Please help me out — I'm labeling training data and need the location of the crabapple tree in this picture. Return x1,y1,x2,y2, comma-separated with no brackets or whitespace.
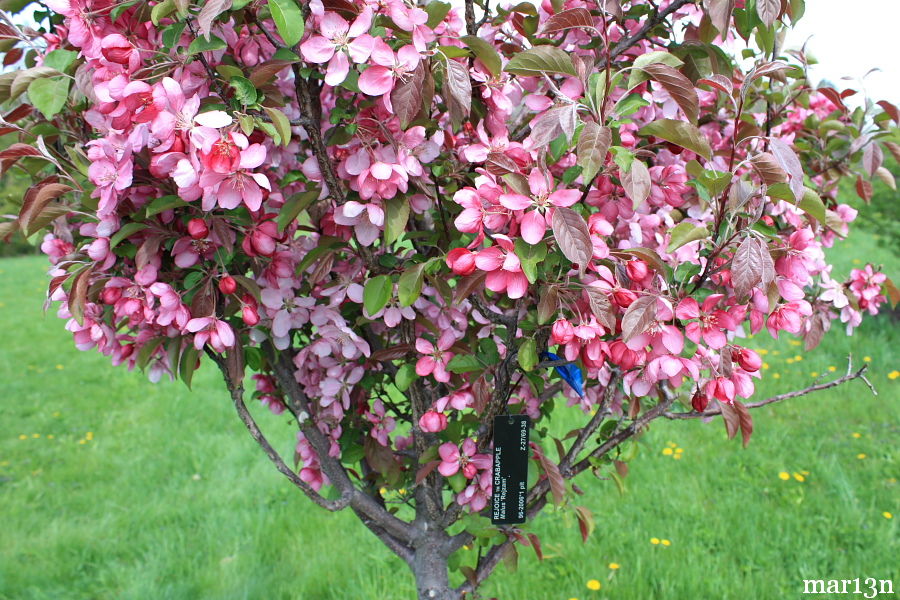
0,0,896,597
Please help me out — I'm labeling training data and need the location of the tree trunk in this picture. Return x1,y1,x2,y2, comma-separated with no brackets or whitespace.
411,537,458,600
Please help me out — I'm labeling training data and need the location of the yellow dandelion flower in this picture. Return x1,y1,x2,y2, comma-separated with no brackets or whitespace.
379,487,387,495
863,356,872,362
852,258,862,264
852,432,861,439
53,411,61,417
778,471,790,480
608,562,620,570
55,364,64,370
650,537,660,545
86,432,94,441
794,355,803,361
757,348,769,355
673,454,682,460
883,512,893,520
668,441,677,448
889,371,900,380
772,350,781,355
828,366,837,372
793,473,805,482
857,453,867,460
772,373,781,379
590,408,597,416
789,340,801,347
78,439,87,445
18,434,27,440
662,448,673,456
398,488,407,495
786,358,795,364
569,598,579,600
32,433,40,438
586,579,602,591
810,372,819,377
47,435,54,439
801,470,810,475
675,448,683,454
661,539,671,546
762,362,770,370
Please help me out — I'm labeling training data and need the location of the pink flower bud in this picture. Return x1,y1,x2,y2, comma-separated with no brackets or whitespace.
551,318,574,344
626,259,649,282
242,305,260,326
419,410,448,433
691,391,709,412
187,218,208,240
250,229,276,256
734,347,762,372
87,237,110,261
446,247,476,276
219,275,237,295
101,286,122,305
612,288,637,308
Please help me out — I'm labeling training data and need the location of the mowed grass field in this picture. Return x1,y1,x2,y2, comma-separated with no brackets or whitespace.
0,230,897,600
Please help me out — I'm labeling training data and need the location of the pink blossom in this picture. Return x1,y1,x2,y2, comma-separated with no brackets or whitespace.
300,9,374,86
357,41,421,111
185,317,235,353
474,235,529,299
419,410,448,433
499,168,580,244
415,331,456,383
675,295,737,349
438,438,491,479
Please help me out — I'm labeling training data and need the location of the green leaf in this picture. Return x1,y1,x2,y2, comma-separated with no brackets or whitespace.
666,222,708,252
446,354,483,374
477,338,501,366
384,196,410,244
180,345,199,389
515,238,547,284
504,46,577,77
799,188,827,224
187,35,227,55
42,49,77,73
229,76,258,106
268,0,305,46
398,263,427,307
151,0,175,25
614,93,650,117
518,338,538,372
627,51,684,89
276,190,318,233
363,275,392,317
263,106,292,147
638,119,712,160
425,1,451,28
461,35,502,77
137,338,166,370
395,363,417,392
144,196,187,218
162,23,187,49
109,223,149,249
28,76,69,119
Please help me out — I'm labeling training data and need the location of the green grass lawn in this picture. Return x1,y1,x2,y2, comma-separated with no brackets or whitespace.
0,230,897,600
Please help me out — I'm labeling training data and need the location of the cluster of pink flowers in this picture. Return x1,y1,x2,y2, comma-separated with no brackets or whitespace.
24,0,893,512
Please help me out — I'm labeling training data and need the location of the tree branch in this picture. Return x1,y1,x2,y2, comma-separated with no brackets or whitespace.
207,349,350,512
663,363,874,419
261,341,414,544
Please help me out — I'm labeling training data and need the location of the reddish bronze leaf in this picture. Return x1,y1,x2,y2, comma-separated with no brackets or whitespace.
750,152,787,185
551,206,593,276
541,7,595,34
733,400,753,447
641,63,699,124
584,285,617,331
620,295,657,343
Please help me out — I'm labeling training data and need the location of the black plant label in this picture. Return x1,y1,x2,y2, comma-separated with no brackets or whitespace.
491,414,530,524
